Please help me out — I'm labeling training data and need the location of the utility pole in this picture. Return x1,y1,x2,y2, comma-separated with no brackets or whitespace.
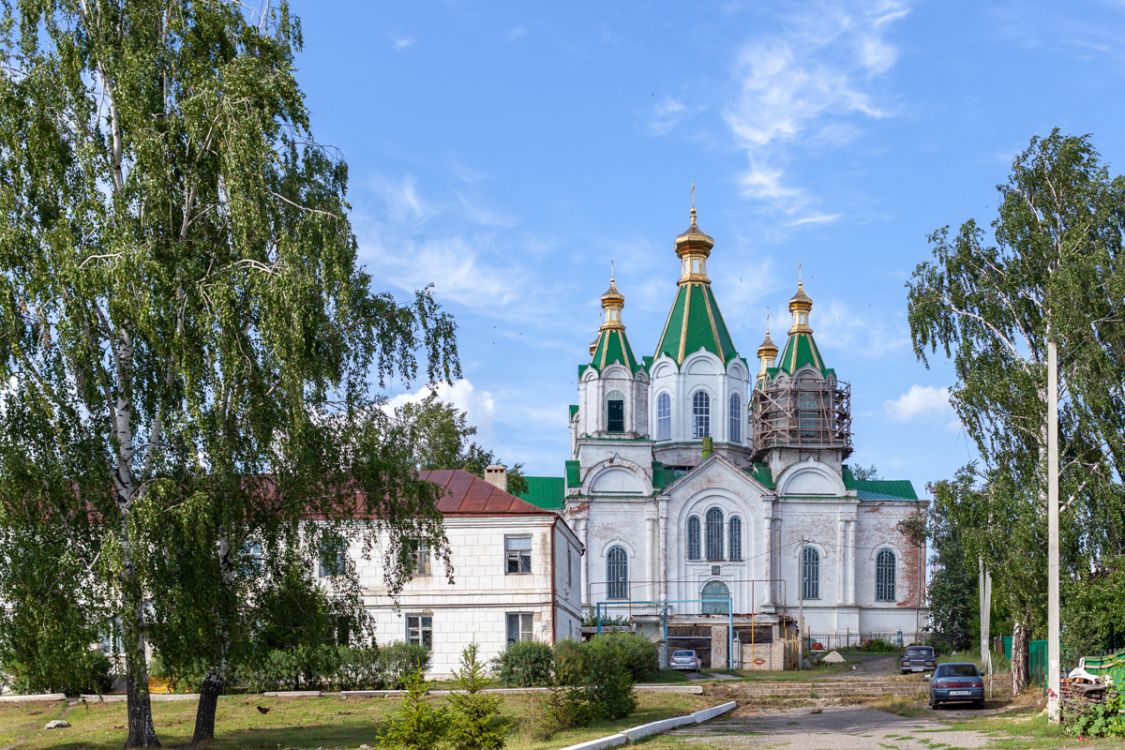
1047,337,1061,722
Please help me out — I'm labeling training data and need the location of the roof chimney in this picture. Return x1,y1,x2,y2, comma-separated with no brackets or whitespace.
484,464,508,492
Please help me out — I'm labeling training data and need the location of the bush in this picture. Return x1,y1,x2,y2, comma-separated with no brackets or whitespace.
378,642,430,689
860,638,898,652
1064,692,1125,738
494,640,554,687
580,639,636,720
333,645,382,691
530,686,590,741
552,639,587,687
447,644,510,750
588,632,658,681
378,668,448,750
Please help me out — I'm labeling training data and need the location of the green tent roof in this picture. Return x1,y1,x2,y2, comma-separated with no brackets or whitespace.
516,476,565,510
653,282,738,365
776,330,832,376
588,327,641,373
842,465,919,501
746,462,775,489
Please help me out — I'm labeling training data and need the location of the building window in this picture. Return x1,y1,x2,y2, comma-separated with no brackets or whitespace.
242,540,264,575
405,537,429,580
318,535,346,578
656,392,671,441
406,614,433,649
567,547,573,587
876,549,896,601
729,393,742,443
687,515,701,560
692,391,710,438
728,516,742,561
505,535,532,574
606,545,628,600
701,580,730,615
801,547,820,600
506,612,533,645
798,391,818,439
606,390,625,433
705,508,724,561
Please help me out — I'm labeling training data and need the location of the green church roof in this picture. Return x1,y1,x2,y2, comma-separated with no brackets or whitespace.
516,476,565,510
841,465,919,501
777,330,833,377
589,327,641,373
653,283,738,365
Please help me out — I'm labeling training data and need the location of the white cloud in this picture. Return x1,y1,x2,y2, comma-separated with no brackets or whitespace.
648,97,688,135
375,175,431,223
812,298,910,357
786,212,842,227
724,1,909,221
505,25,528,42
384,379,496,444
390,34,415,50
884,385,960,431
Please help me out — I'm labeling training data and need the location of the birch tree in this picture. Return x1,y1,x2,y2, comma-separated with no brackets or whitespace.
908,130,1125,692
0,1,458,746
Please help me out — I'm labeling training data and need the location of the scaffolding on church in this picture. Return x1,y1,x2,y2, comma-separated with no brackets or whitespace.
750,377,853,460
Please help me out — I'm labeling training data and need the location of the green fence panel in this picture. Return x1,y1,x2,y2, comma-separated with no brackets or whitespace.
1029,639,1048,688
1002,635,1013,660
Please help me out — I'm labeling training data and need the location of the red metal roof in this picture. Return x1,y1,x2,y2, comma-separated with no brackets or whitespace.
420,469,553,517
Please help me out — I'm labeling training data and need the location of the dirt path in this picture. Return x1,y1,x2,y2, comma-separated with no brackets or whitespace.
667,704,994,750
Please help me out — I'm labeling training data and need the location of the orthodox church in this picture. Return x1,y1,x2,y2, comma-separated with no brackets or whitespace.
518,203,928,660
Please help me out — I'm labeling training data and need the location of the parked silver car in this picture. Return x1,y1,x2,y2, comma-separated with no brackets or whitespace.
669,649,701,671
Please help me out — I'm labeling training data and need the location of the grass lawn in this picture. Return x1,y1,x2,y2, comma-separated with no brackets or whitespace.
0,690,712,750
729,661,851,681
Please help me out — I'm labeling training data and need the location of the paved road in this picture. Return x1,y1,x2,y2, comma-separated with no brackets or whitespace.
667,704,994,750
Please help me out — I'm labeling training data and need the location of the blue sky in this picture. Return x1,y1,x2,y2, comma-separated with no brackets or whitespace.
291,1,1125,495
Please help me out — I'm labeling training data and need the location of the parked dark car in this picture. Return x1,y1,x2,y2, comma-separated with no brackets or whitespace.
900,645,937,674
929,662,984,708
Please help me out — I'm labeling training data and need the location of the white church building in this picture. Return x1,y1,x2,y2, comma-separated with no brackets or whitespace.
517,204,928,663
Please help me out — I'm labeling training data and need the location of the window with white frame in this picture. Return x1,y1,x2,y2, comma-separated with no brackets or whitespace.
728,516,742,561
687,515,701,560
406,538,430,576
705,507,724,561
801,546,820,600
876,549,896,601
406,614,432,649
692,390,710,438
505,535,532,574
729,393,742,443
656,392,671,440
567,547,573,587
606,390,625,433
506,612,533,645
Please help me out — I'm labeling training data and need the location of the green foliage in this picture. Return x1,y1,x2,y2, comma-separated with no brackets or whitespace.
860,638,898,653
236,642,430,692
447,644,510,750
530,687,591,741
377,642,432,689
1063,557,1125,655
587,632,660,682
926,475,980,652
378,668,448,750
1063,692,1125,738
394,393,527,495
494,640,554,687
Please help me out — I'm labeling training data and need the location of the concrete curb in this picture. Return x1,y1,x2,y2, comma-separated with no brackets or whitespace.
0,693,66,703
262,690,322,698
339,684,697,698
557,699,737,749
80,694,126,702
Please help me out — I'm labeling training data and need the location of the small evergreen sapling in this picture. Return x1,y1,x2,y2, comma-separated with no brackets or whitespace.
447,643,510,750
378,668,447,750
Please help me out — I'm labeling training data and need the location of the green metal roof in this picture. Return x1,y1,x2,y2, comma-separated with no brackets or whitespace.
516,476,565,510
841,465,919,501
589,327,641,373
653,283,738,365
565,460,581,489
777,330,833,376
652,462,671,490
569,404,579,419
746,462,775,489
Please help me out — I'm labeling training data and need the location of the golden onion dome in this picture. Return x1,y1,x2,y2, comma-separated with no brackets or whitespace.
674,205,715,259
601,277,624,306
756,330,778,359
789,281,813,313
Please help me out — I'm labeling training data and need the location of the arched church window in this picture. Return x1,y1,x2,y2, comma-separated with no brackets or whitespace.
876,549,896,601
801,546,820,600
729,393,742,443
606,546,628,600
798,390,818,439
687,516,701,560
692,391,710,439
705,508,724,561
701,580,730,615
728,516,742,561
606,390,625,433
656,393,671,441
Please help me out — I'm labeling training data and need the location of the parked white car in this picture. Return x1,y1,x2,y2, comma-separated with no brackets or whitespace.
669,649,701,671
